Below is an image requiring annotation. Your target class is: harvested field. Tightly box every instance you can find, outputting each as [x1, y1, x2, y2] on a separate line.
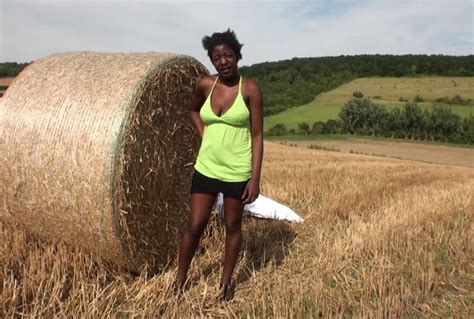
[278, 138, 474, 168]
[0, 77, 15, 86]
[1, 141, 473, 317]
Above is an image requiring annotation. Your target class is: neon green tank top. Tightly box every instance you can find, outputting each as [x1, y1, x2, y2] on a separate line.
[194, 75, 252, 182]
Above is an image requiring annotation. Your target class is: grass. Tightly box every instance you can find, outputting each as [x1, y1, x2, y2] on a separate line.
[264, 76, 474, 131]
[1, 141, 473, 317]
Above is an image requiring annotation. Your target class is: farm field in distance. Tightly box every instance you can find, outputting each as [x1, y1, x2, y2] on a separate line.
[271, 137, 474, 168]
[264, 76, 474, 131]
[0, 77, 15, 86]
[2, 141, 473, 317]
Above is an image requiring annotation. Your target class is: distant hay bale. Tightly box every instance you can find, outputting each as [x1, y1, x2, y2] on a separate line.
[0, 52, 208, 272]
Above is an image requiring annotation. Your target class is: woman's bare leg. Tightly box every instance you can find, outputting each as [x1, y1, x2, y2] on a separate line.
[176, 192, 217, 287]
[220, 196, 244, 287]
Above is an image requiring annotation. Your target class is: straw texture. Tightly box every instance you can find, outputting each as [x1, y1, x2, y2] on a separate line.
[0, 52, 208, 272]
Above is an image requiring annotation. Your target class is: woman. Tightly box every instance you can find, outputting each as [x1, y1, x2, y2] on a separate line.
[175, 29, 263, 301]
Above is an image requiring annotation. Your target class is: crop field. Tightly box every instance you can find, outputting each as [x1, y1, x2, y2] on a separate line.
[265, 76, 474, 130]
[275, 137, 474, 168]
[0, 77, 15, 87]
[1, 141, 472, 317]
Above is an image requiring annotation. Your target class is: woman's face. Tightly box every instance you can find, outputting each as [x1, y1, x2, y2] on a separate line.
[211, 43, 238, 79]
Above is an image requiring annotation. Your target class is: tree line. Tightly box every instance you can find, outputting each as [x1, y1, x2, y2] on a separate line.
[0, 62, 30, 77]
[240, 54, 474, 116]
[267, 97, 474, 144]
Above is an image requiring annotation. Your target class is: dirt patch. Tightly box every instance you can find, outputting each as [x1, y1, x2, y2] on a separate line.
[276, 138, 474, 168]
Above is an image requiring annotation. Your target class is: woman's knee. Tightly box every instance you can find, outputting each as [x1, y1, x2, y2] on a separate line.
[224, 222, 241, 235]
[184, 222, 207, 238]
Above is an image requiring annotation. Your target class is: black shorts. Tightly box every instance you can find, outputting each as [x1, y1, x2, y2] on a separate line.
[190, 169, 250, 200]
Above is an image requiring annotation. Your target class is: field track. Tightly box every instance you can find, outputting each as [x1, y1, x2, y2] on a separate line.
[273, 138, 474, 168]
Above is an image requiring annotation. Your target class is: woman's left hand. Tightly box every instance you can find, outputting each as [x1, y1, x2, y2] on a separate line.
[241, 178, 260, 204]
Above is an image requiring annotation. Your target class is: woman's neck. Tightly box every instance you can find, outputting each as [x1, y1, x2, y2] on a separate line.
[218, 73, 240, 86]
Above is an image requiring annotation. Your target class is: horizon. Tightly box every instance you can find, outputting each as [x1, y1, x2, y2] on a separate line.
[2, 52, 473, 68]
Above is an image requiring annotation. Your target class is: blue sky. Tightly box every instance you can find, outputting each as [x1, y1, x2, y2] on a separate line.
[0, 0, 472, 71]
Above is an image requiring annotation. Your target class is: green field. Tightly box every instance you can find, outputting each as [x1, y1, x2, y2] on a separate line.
[264, 76, 474, 131]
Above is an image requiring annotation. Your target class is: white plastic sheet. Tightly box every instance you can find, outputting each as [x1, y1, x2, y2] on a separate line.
[213, 193, 304, 223]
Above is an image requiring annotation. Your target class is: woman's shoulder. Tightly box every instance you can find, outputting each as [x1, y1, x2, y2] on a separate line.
[241, 77, 262, 97]
[195, 75, 218, 94]
[197, 74, 218, 87]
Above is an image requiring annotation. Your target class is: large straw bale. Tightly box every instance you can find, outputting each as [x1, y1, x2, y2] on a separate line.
[0, 52, 208, 272]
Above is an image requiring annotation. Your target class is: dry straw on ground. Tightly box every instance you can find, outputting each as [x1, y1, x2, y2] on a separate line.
[1, 142, 472, 317]
[0, 52, 208, 272]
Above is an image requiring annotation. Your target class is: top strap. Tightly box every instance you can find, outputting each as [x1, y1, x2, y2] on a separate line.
[210, 75, 219, 94]
[211, 74, 242, 94]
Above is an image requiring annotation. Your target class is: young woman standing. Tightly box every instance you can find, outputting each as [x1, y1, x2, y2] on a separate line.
[176, 29, 264, 301]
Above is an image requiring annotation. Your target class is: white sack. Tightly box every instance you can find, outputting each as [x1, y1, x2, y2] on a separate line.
[213, 193, 304, 223]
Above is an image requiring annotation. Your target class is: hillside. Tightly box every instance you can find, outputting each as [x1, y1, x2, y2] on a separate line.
[264, 76, 474, 131]
[240, 54, 474, 116]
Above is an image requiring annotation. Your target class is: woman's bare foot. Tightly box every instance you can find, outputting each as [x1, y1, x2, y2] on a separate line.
[216, 283, 234, 302]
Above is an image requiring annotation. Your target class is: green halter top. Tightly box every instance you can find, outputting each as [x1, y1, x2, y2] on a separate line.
[194, 75, 252, 182]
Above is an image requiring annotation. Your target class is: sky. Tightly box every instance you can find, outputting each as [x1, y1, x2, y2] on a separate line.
[0, 0, 472, 71]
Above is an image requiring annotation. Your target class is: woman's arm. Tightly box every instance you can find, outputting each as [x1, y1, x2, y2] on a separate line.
[242, 79, 264, 204]
[190, 77, 208, 138]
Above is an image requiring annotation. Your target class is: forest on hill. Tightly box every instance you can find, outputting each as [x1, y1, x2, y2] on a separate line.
[239, 54, 474, 115]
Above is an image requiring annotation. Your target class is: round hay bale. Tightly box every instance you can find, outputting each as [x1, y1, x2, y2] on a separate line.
[0, 52, 209, 272]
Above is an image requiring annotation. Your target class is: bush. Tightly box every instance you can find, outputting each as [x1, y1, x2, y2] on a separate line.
[452, 95, 470, 105]
[458, 114, 474, 144]
[414, 95, 424, 103]
[312, 121, 325, 134]
[399, 97, 408, 102]
[323, 119, 342, 134]
[267, 123, 288, 136]
[353, 91, 364, 98]
[297, 122, 310, 135]
[435, 95, 472, 106]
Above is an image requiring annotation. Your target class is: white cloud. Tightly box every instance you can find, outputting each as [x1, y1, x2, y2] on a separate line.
[0, 0, 472, 71]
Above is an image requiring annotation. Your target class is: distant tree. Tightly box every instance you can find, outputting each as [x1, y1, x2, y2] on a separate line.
[338, 98, 384, 135]
[459, 114, 474, 144]
[312, 121, 325, 134]
[402, 103, 424, 139]
[353, 91, 364, 98]
[297, 122, 310, 135]
[267, 123, 288, 136]
[429, 106, 461, 142]
[323, 119, 342, 134]
[384, 107, 404, 138]
[421, 109, 432, 140]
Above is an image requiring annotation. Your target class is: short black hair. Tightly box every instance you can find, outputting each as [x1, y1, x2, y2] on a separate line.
[202, 28, 243, 61]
